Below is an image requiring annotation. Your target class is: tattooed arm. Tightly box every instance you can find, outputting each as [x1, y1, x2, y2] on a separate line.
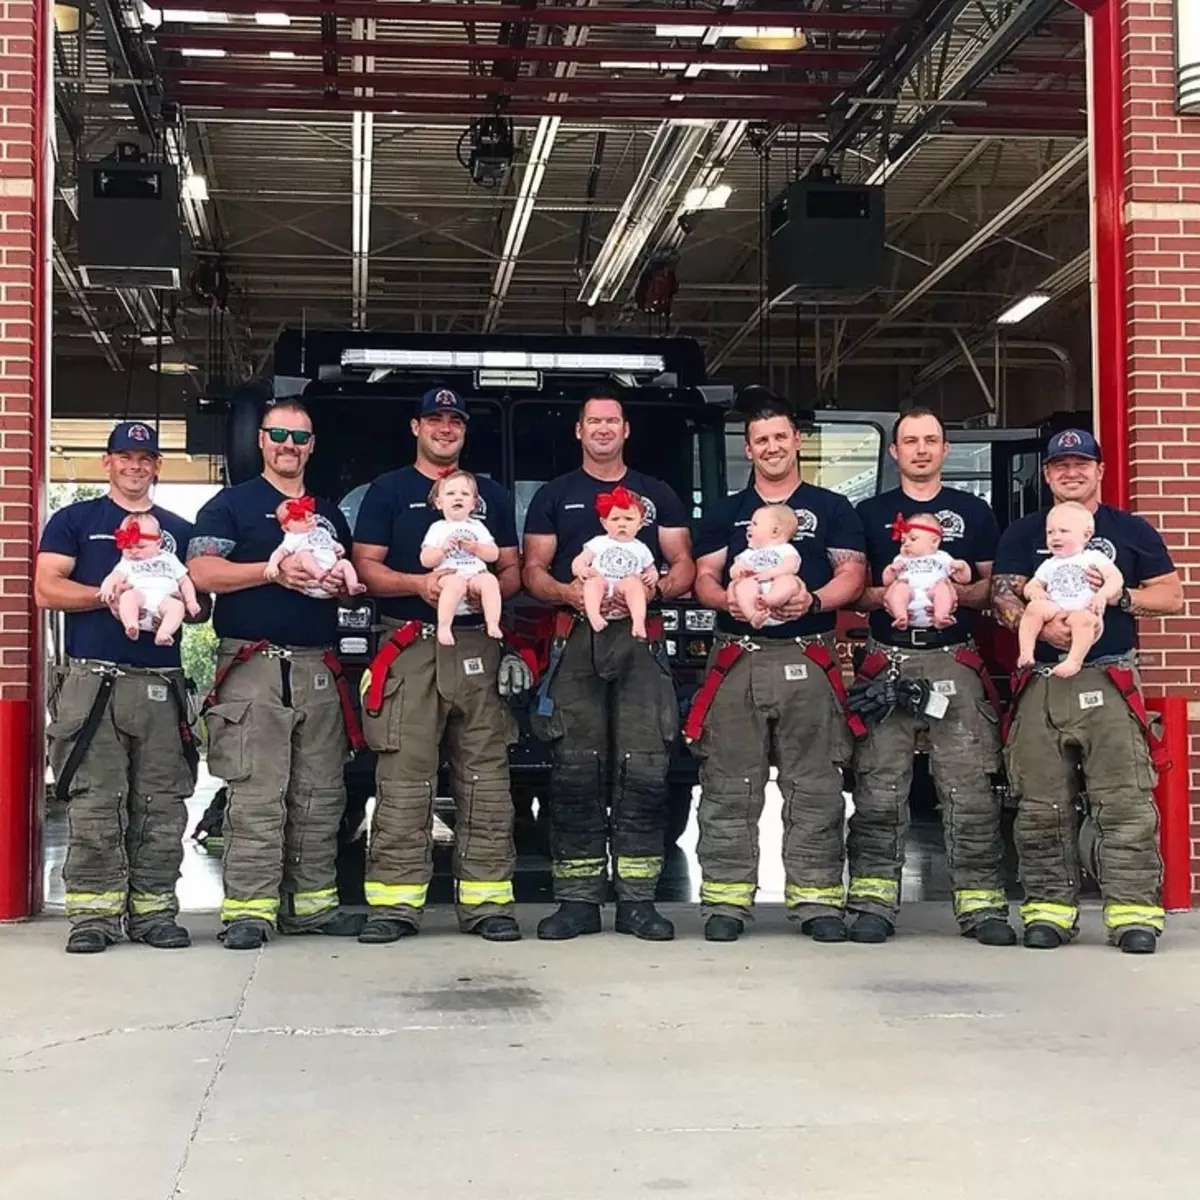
[186, 535, 274, 594]
[1122, 570, 1184, 617]
[988, 572, 1027, 631]
[817, 547, 867, 612]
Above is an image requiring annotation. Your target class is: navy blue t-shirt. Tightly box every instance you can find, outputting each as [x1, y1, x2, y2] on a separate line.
[352, 465, 517, 624]
[993, 503, 1175, 664]
[39, 496, 193, 668]
[857, 485, 1000, 645]
[695, 482, 865, 639]
[189, 476, 352, 647]
[522, 468, 689, 585]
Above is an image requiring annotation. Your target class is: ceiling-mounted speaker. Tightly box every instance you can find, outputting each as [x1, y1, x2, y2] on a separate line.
[77, 155, 182, 290]
[767, 180, 886, 301]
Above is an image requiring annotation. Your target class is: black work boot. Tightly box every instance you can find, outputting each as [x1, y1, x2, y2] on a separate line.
[358, 917, 419, 944]
[137, 920, 192, 949]
[803, 914, 850, 943]
[222, 920, 268, 951]
[615, 901, 675, 941]
[65, 926, 114, 955]
[536, 901, 602, 940]
[704, 915, 744, 943]
[965, 918, 1017, 947]
[848, 913, 893, 944]
[1023, 922, 1066, 950]
[1118, 928, 1158, 956]
[315, 910, 367, 938]
[472, 915, 523, 942]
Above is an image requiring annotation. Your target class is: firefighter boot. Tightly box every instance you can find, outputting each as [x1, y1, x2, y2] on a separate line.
[1118, 928, 1157, 955]
[223, 920, 268, 950]
[848, 913, 892, 944]
[473, 915, 523, 943]
[537, 901, 602, 940]
[1023, 922, 1066, 950]
[315, 910, 367, 938]
[137, 920, 192, 949]
[803, 915, 850, 943]
[358, 917, 420, 944]
[65, 926, 116, 955]
[615, 901, 675, 941]
[705, 915, 744, 943]
[967, 918, 1017, 947]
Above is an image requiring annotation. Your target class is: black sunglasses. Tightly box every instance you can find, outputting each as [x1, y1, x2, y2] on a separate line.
[261, 427, 313, 446]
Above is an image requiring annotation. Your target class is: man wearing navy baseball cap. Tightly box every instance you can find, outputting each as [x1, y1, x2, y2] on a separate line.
[35, 419, 201, 955]
[990, 428, 1183, 955]
[418, 386, 471, 421]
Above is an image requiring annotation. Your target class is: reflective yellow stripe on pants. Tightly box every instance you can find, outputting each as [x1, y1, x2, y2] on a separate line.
[292, 887, 339, 918]
[1019, 901, 1077, 931]
[848, 876, 898, 906]
[616, 856, 661, 880]
[365, 881, 429, 909]
[129, 890, 175, 916]
[458, 880, 515, 906]
[953, 888, 1007, 918]
[785, 884, 845, 908]
[1104, 903, 1165, 932]
[700, 880, 756, 908]
[553, 858, 606, 880]
[221, 896, 279, 923]
[65, 890, 126, 918]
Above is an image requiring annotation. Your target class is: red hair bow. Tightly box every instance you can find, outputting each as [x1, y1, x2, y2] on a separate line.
[595, 486, 643, 519]
[890, 513, 943, 542]
[283, 495, 316, 522]
[115, 521, 155, 550]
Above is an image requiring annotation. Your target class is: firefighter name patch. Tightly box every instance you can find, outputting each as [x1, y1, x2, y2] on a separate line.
[313, 673, 330, 691]
[932, 680, 957, 696]
[1079, 690, 1104, 710]
[146, 684, 168, 702]
[463, 657, 485, 676]
[784, 663, 808, 681]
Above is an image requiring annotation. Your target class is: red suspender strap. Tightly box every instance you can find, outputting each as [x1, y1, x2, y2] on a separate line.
[682, 642, 746, 744]
[855, 648, 890, 685]
[1106, 666, 1172, 773]
[322, 651, 366, 753]
[953, 646, 1004, 720]
[553, 609, 577, 640]
[201, 639, 270, 713]
[363, 621, 424, 718]
[1004, 666, 1035, 741]
[803, 641, 867, 740]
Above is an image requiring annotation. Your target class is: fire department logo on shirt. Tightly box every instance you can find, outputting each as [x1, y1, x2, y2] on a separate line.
[1087, 536, 1117, 562]
[792, 508, 818, 540]
[630, 491, 656, 525]
[936, 509, 965, 541]
[159, 529, 177, 556]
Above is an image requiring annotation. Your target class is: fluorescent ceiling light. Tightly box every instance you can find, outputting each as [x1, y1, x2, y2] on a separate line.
[160, 8, 230, 21]
[997, 292, 1051, 325]
[341, 349, 666, 372]
[682, 182, 732, 212]
[655, 24, 805, 40]
[254, 10, 290, 24]
[183, 172, 209, 200]
[180, 46, 228, 56]
[600, 60, 768, 73]
[268, 49, 295, 58]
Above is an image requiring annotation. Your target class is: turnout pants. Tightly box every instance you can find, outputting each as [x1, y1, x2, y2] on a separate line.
[693, 636, 852, 923]
[48, 661, 194, 938]
[846, 644, 1006, 929]
[363, 623, 518, 931]
[1005, 666, 1164, 941]
[532, 620, 678, 904]
[205, 640, 350, 931]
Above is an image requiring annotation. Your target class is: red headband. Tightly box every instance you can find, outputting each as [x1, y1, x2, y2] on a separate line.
[283, 495, 316, 523]
[595, 486, 643, 520]
[115, 521, 157, 550]
[890, 514, 943, 542]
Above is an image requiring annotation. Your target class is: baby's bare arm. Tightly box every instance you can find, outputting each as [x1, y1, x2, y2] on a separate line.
[465, 538, 500, 563]
[1023, 578, 1048, 602]
[420, 543, 447, 569]
[570, 549, 595, 577]
[754, 561, 801, 582]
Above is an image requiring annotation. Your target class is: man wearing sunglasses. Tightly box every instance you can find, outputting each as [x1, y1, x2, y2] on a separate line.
[35, 421, 203, 955]
[189, 399, 366, 950]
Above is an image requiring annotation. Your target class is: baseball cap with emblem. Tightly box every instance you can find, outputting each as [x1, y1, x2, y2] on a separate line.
[1045, 428, 1101, 463]
[418, 387, 470, 421]
[106, 420, 160, 454]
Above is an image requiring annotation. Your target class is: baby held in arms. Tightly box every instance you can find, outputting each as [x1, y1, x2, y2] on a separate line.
[100, 513, 201, 646]
[883, 512, 971, 630]
[572, 486, 657, 640]
[265, 495, 366, 597]
[1019, 500, 1124, 679]
[728, 504, 805, 629]
[420, 469, 503, 646]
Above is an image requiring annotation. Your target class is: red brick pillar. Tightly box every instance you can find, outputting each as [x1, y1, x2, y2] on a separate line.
[1116, 0, 1200, 896]
[0, 0, 47, 918]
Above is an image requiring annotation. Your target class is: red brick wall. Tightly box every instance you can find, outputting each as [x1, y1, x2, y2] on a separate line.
[1119, 0, 1200, 895]
[0, 0, 38, 704]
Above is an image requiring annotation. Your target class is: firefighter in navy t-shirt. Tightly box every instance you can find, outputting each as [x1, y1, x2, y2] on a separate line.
[990, 430, 1183, 954]
[351, 387, 528, 944]
[849, 409, 1013, 946]
[188, 399, 365, 950]
[523, 389, 695, 942]
[690, 395, 867, 943]
[35, 421, 199, 955]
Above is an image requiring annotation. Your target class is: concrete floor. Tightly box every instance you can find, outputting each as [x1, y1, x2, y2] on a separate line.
[2, 904, 1199, 1200]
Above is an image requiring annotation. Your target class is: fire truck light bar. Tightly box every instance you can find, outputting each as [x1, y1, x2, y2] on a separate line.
[341, 348, 666, 372]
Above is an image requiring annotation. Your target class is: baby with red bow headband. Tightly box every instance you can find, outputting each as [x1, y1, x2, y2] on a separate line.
[99, 512, 201, 645]
[571, 486, 657, 639]
[881, 512, 971, 630]
[265, 495, 365, 597]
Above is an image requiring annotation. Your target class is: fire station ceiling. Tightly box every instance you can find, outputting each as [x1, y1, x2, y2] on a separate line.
[52, 0, 1090, 408]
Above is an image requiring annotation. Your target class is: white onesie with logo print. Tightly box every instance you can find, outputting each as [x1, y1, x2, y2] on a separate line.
[895, 550, 955, 628]
[1032, 549, 1112, 612]
[582, 534, 655, 597]
[733, 542, 801, 628]
[113, 551, 189, 630]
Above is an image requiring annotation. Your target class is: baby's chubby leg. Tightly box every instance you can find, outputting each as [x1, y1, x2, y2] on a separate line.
[929, 577, 958, 628]
[732, 576, 766, 628]
[466, 573, 504, 639]
[884, 581, 913, 629]
[1017, 597, 1060, 668]
[1052, 610, 1102, 679]
[155, 596, 186, 646]
[582, 574, 609, 633]
[327, 557, 367, 595]
[118, 588, 146, 640]
[615, 576, 648, 640]
[436, 573, 470, 646]
[291, 549, 326, 583]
